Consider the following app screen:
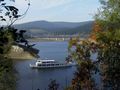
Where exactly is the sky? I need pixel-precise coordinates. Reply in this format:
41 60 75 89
13 0 101 24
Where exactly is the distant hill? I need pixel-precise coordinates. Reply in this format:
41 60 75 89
14 20 94 36
55 21 94 35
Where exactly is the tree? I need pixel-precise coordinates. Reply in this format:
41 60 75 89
0 0 30 90
0 0 30 27
67 38 98 90
95 0 120 30
96 30 120 90
67 0 120 90
95 0 120 89
89 22 102 41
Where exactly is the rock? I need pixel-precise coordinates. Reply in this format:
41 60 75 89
7 44 39 60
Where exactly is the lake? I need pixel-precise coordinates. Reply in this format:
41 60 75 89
14 41 76 90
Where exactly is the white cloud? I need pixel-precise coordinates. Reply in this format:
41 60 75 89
30 0 74 10
14 0 74 9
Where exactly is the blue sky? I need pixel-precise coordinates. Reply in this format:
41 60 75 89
14 0 101 24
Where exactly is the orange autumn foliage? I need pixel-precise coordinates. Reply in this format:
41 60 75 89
90 22 102 41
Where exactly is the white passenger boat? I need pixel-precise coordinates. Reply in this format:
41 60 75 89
30 59 76 69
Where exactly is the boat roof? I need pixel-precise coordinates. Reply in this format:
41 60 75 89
37 59 55 62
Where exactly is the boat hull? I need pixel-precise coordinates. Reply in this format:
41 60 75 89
29 64 73 69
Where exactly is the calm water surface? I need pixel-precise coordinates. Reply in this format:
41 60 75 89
15 41 76 90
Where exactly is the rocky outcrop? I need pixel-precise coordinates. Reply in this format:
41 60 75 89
7 44 39 60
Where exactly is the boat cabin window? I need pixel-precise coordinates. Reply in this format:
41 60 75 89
42 61 55 63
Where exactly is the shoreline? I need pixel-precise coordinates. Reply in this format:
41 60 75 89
27 38 69 42
8 44 39 60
